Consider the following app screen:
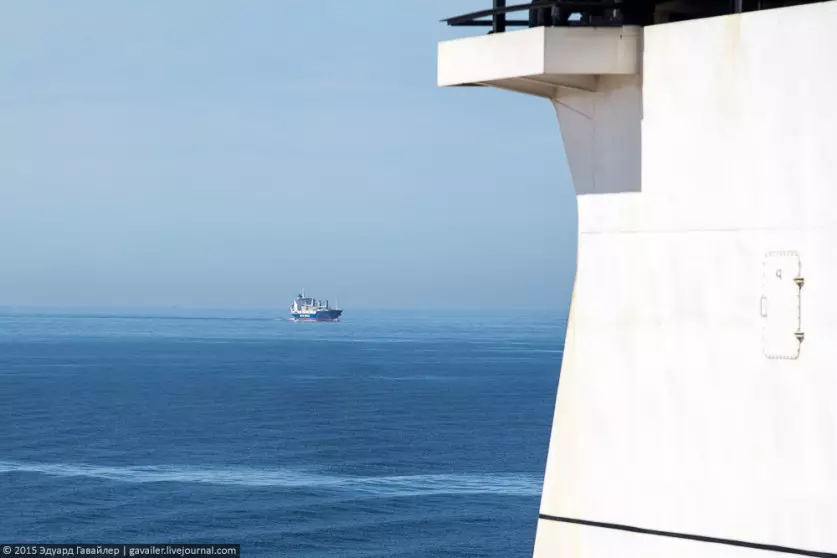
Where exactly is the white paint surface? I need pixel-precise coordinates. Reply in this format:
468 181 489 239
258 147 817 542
554 75 642 194
438 1 837 556
534 519 779 557
761 251 803 359
437 26 640 89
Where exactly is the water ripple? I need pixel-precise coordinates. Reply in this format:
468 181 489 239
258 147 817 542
0 461 541 497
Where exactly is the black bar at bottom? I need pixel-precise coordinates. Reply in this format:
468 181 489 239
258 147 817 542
539 515 837 558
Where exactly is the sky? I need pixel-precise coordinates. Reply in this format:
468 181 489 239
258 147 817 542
0 1 577 311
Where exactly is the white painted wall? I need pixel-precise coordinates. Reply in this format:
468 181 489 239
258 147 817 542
554 75 642 194
536 2 837 556
437 26 640 88
437 2 837 555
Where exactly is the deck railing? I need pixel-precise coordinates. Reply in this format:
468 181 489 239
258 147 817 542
441 1 631 33
440 0 807 32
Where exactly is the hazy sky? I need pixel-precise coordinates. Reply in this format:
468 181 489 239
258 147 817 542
0 1 577 310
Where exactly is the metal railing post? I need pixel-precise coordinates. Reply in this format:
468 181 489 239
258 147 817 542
492 0 506 33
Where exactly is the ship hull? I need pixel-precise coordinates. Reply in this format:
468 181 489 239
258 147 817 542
542 7 837 556
290 309 343 322
438 2 837 556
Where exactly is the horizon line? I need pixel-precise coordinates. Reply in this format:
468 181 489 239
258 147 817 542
0 304 570 314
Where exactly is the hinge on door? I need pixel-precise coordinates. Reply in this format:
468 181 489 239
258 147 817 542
795 274 805 343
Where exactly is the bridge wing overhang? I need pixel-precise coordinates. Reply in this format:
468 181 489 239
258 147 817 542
437 26 641 98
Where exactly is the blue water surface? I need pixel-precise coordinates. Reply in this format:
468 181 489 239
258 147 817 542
0 309 564 557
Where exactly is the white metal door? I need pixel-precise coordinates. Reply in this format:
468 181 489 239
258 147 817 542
761 251 803 359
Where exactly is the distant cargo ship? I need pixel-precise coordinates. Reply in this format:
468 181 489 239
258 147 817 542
289 291 342 322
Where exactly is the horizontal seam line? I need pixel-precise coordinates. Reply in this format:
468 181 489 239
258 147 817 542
538 514 837 557
580 225 829 235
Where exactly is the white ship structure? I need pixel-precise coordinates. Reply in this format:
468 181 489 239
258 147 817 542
438 1 837 556
289 290 343 321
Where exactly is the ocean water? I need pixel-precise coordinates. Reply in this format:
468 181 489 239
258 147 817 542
0 310 564 557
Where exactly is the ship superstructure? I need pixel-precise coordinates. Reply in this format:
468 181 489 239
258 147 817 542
289 290 342 321
438 1 837 556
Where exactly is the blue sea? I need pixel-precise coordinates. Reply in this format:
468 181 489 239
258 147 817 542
0 310 564 557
